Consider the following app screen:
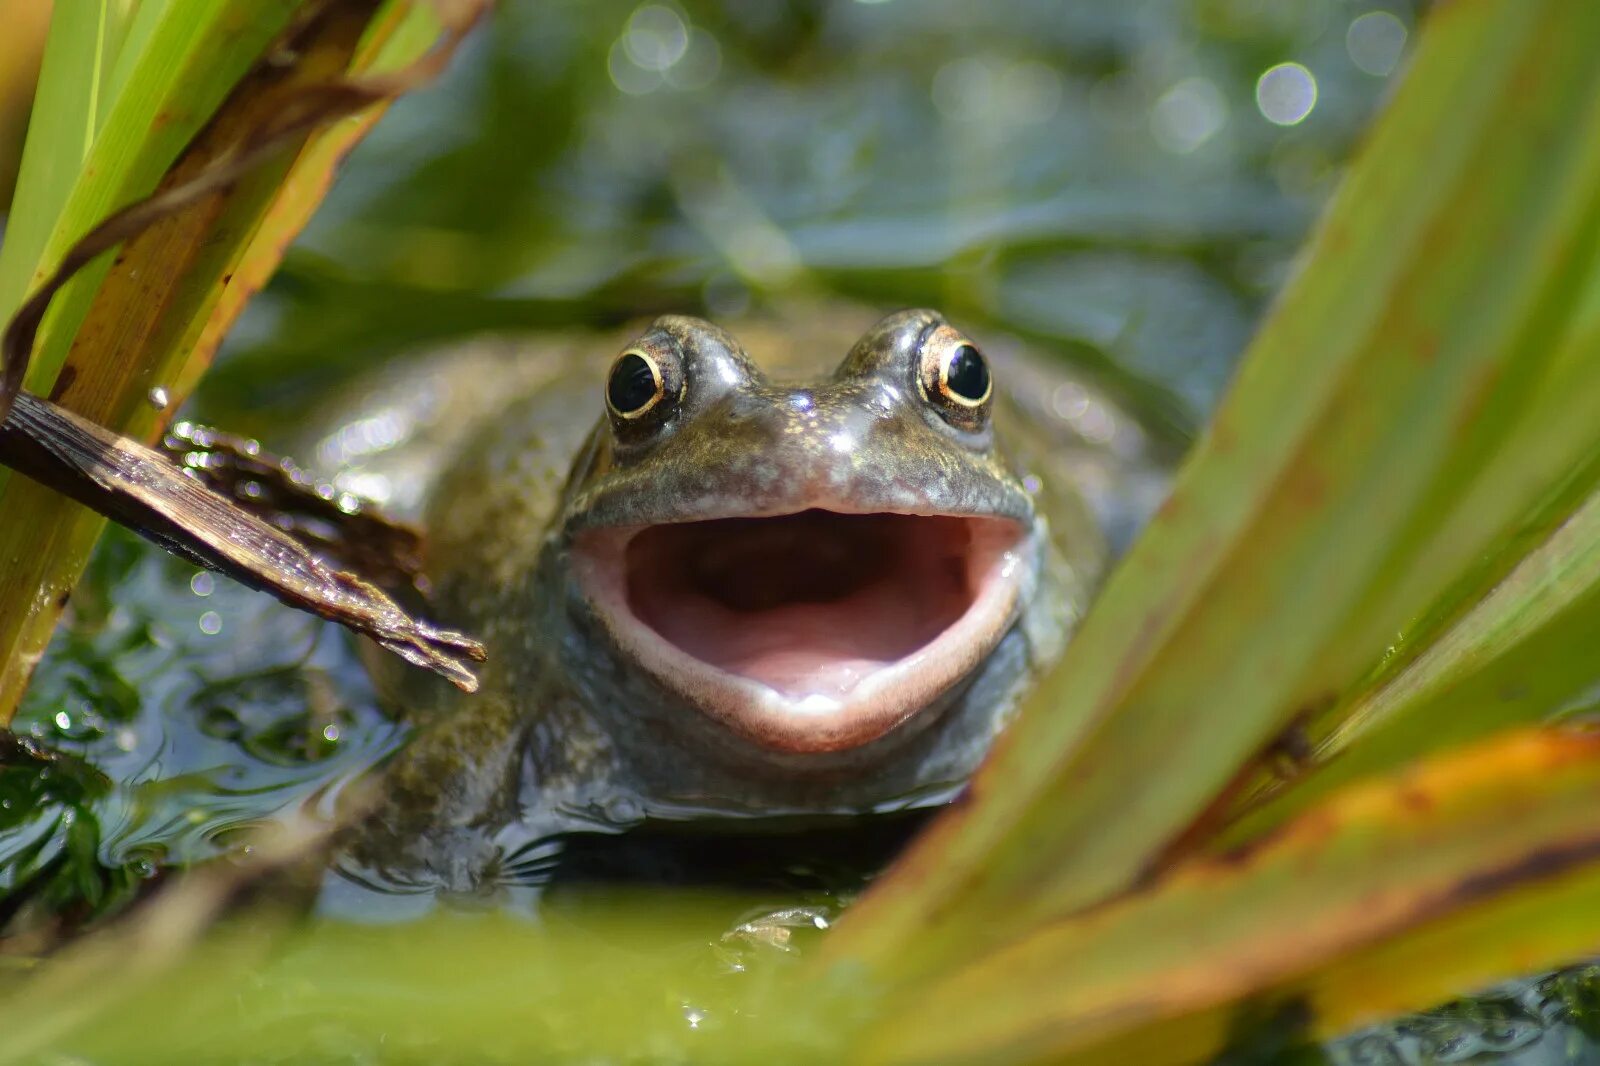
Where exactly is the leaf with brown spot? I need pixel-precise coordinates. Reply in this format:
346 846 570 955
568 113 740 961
859 730 1600 1066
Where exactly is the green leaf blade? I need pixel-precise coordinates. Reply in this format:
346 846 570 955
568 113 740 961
0 0 140 321
862 730 1600 1066
1227 484 1600 843
829 0 1600 978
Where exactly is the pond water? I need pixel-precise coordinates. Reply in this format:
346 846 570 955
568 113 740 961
9 1 1596 1062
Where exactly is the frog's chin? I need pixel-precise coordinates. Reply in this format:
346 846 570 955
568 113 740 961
570 509 1030 754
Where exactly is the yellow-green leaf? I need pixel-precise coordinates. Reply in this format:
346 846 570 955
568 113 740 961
827 0 1600 979
0 0 471 722
1227 482 1600 844
861 730 1600 1066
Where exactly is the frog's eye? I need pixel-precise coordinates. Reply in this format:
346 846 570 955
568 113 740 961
940 343 991 405
606 349 668 420
918 325 992 426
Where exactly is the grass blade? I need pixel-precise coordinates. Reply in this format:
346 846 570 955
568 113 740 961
176 0 461 396
1219 233 1600 836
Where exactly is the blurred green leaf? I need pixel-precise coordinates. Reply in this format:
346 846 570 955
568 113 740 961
15 731 1600 1065
827 0 1600 979
0 875 823 1065
862 731 1600 1066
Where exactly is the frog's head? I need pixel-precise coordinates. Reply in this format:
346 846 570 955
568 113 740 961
562 310 1039 756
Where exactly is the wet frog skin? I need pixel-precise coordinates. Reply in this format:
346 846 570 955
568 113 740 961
307 307 1158 895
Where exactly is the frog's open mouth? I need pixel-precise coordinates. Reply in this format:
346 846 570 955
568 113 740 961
571 510 1029 753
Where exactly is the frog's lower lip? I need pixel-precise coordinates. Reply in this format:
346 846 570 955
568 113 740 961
570 509 1029 754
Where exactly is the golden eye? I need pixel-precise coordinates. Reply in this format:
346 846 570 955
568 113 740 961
919 325 993 424
606 349 665 419
939 342 991 406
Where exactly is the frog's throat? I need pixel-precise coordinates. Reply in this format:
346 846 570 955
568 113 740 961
570 509 1029 754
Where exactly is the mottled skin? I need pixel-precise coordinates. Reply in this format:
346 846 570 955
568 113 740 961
307 306 1161 895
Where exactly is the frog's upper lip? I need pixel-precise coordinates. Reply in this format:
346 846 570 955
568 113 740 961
569 508 1030 753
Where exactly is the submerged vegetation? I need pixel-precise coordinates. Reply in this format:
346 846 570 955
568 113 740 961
3 1 1600 1063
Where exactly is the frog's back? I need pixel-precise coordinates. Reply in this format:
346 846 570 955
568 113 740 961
296 333 602 527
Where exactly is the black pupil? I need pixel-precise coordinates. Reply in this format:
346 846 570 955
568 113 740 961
608 352 660 413
945 344 989 401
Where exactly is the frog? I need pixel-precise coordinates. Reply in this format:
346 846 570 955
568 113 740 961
301 304 1165 900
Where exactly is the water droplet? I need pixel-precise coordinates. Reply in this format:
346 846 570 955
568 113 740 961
146 386 170 410
610 37 662 95
604 795 644 824
1256 63 1318 127
1346 11 1407 77
624 4 689 72
190 571 215 597
1151 77 1227 154
1051 382 1090 421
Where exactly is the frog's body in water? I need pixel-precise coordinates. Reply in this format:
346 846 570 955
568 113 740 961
308 307 1162 897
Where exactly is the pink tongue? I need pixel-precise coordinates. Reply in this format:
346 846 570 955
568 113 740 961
624 512 977 699
647 581 931 698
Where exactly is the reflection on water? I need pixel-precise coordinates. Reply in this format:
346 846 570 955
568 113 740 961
2 531 402 929
1330 969 1600 1065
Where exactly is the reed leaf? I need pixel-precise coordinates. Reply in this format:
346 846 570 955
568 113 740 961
826 0 1600 979
0 0 471 722
1223 482 1600 844
861 730 1600 1066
